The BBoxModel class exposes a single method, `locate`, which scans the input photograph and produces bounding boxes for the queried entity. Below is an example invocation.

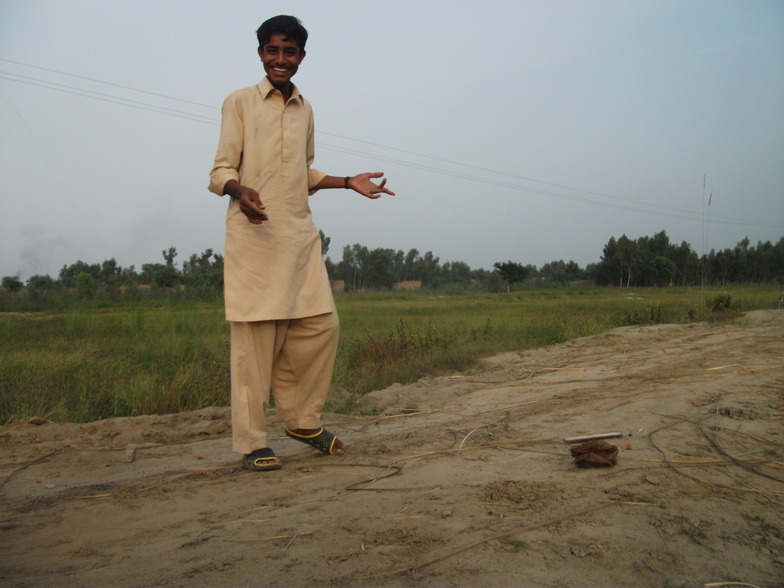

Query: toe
[332,438,346,455]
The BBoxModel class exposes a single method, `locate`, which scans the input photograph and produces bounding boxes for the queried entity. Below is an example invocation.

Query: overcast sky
[1,0,782,280]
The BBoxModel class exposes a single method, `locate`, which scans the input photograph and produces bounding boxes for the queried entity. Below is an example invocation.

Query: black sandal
[242,447,283,471]
[285,427,342,455]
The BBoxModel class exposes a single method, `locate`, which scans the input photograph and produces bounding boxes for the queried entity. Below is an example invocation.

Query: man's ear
[257,47,264,59]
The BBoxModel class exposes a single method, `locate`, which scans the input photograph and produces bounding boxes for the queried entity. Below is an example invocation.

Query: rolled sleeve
[307,167,327,195]
[208,95,244,196]
[305,109,326,194]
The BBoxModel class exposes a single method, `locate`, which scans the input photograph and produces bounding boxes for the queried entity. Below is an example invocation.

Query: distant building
[393,280,422,291]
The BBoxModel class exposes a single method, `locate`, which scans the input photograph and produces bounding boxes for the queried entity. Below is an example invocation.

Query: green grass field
[1,285,779,424]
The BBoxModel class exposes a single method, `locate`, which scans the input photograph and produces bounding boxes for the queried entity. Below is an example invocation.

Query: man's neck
[268,76,294,102]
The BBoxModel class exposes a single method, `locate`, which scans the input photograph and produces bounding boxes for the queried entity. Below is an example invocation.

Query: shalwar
[209,77,338,455]
[230,312,338,454]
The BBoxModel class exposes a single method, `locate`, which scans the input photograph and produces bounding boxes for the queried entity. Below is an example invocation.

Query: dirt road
[2,310,783,587]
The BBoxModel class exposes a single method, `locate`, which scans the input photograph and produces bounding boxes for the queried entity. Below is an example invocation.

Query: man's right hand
[224,180,269,224]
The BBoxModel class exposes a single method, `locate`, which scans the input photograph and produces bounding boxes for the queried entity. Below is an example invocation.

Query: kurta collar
[257,77,303,102]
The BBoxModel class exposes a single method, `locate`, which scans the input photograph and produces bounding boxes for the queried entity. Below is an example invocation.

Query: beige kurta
[209,78,333,322]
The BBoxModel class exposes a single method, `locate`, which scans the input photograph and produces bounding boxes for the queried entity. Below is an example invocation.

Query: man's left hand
[348,172,395,199]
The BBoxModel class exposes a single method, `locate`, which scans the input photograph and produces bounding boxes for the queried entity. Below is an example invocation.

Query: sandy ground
[1,310,783,588]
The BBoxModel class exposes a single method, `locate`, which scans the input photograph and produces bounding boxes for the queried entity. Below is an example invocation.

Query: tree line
[593,231,784,287]
[1,247,225,299]
[2,230,782,298]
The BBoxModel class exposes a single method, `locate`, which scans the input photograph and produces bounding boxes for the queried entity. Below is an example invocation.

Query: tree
[99,258,126,286]
[493,261,528,293]
[26,274,56,290]
[1,275,24,292]
[773,236,784,282]
[595,236,621,286]
[671,241,699,286]
[361,248,397,290]
[152,265,180,288]
[324,256,336,278]
[59,260,100,288]
[615,235,639,287]
[182,249,221,274]
[649,256,676,287]
[182,249,223,294]
[403,248,420,281]
[319,230,330,258]
[335,244,361,291]
[416,251,441,286]
[538,259,583,283]
[442,260,472,286]
[75,271,96,298]
[162,246,178,267]
[138,247,184,287]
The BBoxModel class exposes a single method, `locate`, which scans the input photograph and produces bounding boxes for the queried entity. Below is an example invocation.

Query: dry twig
[0,445,70,489]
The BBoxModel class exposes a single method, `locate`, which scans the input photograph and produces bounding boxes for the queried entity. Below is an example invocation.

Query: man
[208,15,394,471]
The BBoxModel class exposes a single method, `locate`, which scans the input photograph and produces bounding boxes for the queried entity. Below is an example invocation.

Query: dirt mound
[2,310,783,586]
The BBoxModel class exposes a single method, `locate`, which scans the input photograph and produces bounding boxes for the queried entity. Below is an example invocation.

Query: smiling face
[258,33,305,94]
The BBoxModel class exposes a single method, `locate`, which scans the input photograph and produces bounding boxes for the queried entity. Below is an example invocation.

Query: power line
[320,130,656,211]
[316,143,781,229]
[0,57,215,109]
[0,94,82,215]
[1,59,781,231]
[0,72,218,124]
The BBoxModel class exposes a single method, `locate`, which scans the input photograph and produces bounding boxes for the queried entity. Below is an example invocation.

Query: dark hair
[256,15,308,51]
